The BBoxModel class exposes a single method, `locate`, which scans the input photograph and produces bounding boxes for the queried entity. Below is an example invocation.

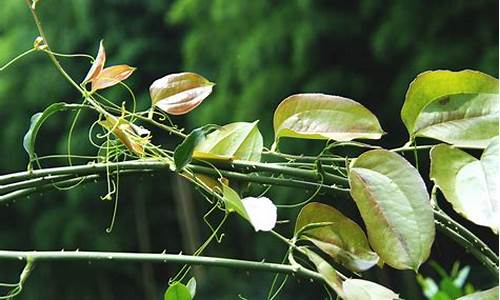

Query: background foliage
[0,0,498,299]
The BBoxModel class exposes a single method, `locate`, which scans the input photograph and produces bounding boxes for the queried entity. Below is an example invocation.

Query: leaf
[401,70,498,147]
[430,140,499,232]
[193,121,263,162]
[173,125,218,171]
[294,202,379,272]
[164,282,192,300]
[83,40,106,83]
[150,72,214,115]
[91,65,136,91]
[23,102,68,161]
[300,246,345,298]
[273,93,384,142]
[342,279,399,300]
[186,277,196,298]
[241,197,277,231]
[457,286,499,300]
[348,149,435,270]
[99,114,150,156]
[221,183,249,219]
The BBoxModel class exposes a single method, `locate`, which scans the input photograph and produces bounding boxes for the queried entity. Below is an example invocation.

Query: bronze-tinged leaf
[99,114,150,156]
[91,65,136,91]
[149,72,214,115]
[83,40,106,83]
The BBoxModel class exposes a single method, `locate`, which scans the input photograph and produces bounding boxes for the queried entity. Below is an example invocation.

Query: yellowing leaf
[295,202,379,272]
[273,93,384,142]
[99,114,150,156]
[150,72,214,115]
[91,65,136,91]
[83,40,106,83]
[193,121,263,161]
[401,70,498,147]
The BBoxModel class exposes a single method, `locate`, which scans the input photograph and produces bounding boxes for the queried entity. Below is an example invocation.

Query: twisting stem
[0,250,324,282]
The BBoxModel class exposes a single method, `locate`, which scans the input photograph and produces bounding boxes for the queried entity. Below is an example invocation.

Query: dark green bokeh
[0,0,498,299]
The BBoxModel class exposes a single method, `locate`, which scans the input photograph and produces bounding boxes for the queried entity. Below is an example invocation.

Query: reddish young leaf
[91,65,136,91]
[149,72,214,115]
[83,40,106,83]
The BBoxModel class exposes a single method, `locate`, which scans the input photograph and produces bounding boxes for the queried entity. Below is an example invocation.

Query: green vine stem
[0,250,324,282]
[434,209,499,277]
[1,160,497,278]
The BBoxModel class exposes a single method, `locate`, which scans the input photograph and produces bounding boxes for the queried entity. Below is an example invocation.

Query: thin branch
[0,250,324,282]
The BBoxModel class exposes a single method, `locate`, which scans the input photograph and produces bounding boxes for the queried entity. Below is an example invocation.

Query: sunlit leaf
[99,114,150,156]
[193,121,263,161]
[349,150,435,270]
[150,72,214,115]
[430,140,499,233]
[241,197,277,231]
[186,277,196,298]
[91,65,136,91]
[221,182,249,219]
[173,125,218,171]
[83,40,106,83]
[164,282,192,300]
[23,102,68,161]
[343,279,399,300]
[273,93,384,142]
[295,202,379,272]
[300,246,345,298]
[401,70,498,147]
[457,286,499,300]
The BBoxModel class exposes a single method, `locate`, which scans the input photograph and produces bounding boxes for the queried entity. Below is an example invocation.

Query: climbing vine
[0,1,498,299]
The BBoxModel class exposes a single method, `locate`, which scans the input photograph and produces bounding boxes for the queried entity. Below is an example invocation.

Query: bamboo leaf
[150,72,214,115]
[343,279,399,300]
[348,150,435,270]
[273,93,384,142]
[401,70,498,147]
[193,121,263,161]
[295,202,379,272]
[430,139,499,233]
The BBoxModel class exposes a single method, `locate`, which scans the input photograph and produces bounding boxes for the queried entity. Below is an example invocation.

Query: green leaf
[186,277,196,298]
[273,93,384,142]
[342,279,399,300]
[295,202,379,272]
[348,149,435,270]
[457,286,499,300]
[23,102,68,161]
[221,182,249,219]
[164,282,192,300]
[401,70,498,147]
[173,125,218,171]
[300,246,345,299]
[430,139,499,233]
[193,121,263,161]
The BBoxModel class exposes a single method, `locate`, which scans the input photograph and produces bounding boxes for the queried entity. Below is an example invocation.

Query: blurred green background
[0,0,498,299]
